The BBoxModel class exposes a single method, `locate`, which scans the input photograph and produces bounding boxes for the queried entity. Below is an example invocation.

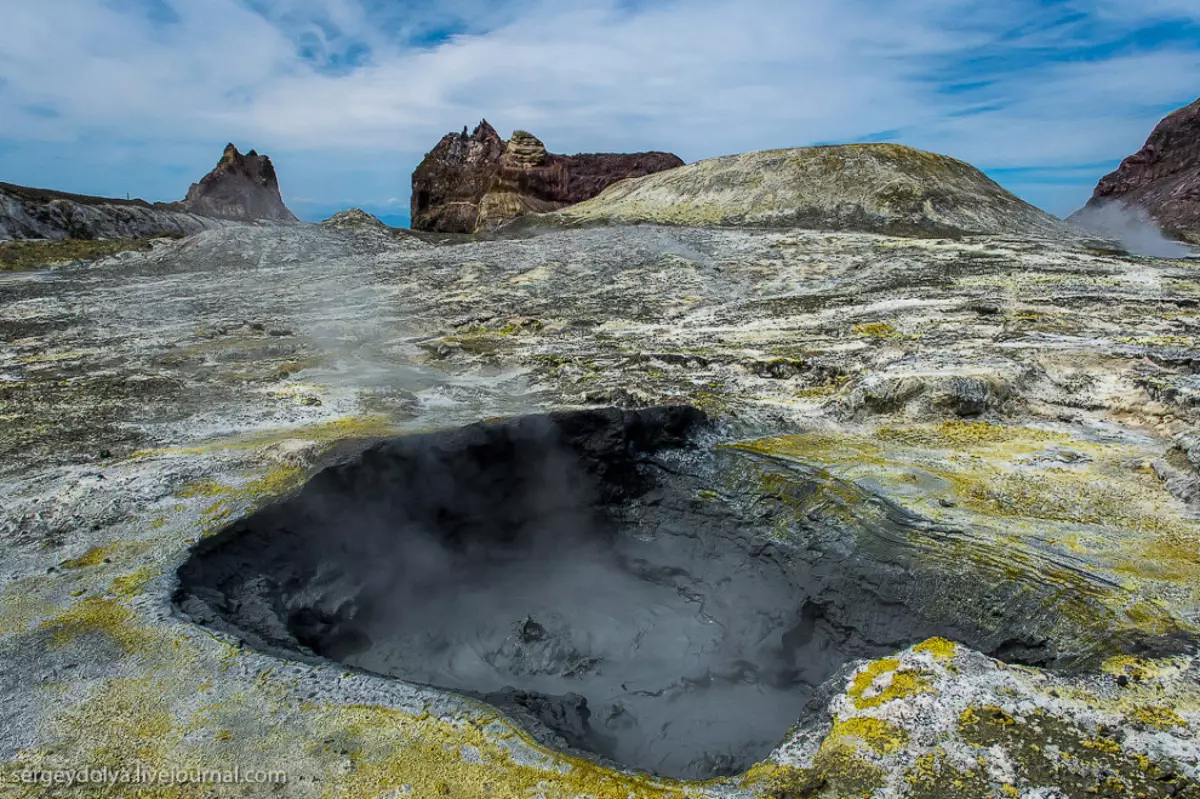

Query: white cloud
[1085,0,1200,21]
[0,0,1197,217]
[901,49,1200,168]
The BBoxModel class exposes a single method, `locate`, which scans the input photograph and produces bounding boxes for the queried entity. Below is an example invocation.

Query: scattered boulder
[410,120,684,233]
[176,143,297,222]
[539,143,1068,237]
[1154,430,1200,506]
[1070,97,1200,243]
[840,359,1031,421]
[258,439,323,470]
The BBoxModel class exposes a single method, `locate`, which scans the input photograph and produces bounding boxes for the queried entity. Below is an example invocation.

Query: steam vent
[174,406,1191,780]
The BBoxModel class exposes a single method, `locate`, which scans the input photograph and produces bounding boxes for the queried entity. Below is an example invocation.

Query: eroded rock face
[1073,97,1200,242]
[176,143,298,222]
[410,121,683,232]
[504,130,550,168]
[539,143,1069,237]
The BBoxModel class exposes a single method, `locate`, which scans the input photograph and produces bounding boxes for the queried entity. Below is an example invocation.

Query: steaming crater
[175,407,1059,779]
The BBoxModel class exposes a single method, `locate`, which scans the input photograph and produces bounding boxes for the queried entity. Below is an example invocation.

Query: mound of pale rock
[538,143,1067,238]
[320,208,392,231]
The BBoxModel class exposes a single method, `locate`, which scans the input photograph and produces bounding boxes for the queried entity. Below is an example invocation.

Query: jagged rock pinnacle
[177,143,297,222]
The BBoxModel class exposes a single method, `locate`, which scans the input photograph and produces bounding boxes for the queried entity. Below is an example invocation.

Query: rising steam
[1070,201,1192,258]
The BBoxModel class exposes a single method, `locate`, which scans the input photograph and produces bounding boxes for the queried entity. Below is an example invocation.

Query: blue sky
[1,0,1198,226]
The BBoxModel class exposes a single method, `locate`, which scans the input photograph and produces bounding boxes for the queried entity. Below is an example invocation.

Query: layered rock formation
[0,181,225,241]
[176,143,297,222]
[1071,97,1200,243]
[410,121,683,232]
[537,143,1067,237]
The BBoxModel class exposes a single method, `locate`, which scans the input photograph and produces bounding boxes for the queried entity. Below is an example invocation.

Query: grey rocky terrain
[0,182,230,241]
[2,215,1200,797]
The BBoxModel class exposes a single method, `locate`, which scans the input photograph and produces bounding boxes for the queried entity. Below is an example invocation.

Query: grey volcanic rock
[538,143,1068,237]
[0,181,226,241]
[410,121,683,233]
[1072,97,1200,242]
[2,220,1200,796]
[176,143,297,222]
[320,208,426,249]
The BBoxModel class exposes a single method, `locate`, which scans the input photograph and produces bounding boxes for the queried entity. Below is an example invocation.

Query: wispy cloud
[0,0,1197,219]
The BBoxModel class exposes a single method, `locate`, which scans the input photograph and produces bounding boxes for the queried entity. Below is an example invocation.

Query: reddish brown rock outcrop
[1071,97,1200,242]
[410,121,683,233]
[176,144,297,222]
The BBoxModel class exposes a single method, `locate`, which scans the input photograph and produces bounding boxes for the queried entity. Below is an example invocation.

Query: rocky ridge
[1073,97,1200,243]
[535,143,1069,238]
[0,143,295,242]
[410,120,684,232]
[0,181,227,241]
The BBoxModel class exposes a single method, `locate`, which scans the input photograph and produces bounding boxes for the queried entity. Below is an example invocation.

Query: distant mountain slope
[1070,97,1200,243]
[532,143,1067,238]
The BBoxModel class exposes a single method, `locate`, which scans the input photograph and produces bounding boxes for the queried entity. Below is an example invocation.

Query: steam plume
[1070,201,1191,258]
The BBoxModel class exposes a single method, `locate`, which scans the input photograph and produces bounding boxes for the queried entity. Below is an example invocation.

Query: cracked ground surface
[2,221,1200,797]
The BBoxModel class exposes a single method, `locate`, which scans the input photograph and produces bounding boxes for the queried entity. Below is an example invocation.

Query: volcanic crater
[172,405,1154,781]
